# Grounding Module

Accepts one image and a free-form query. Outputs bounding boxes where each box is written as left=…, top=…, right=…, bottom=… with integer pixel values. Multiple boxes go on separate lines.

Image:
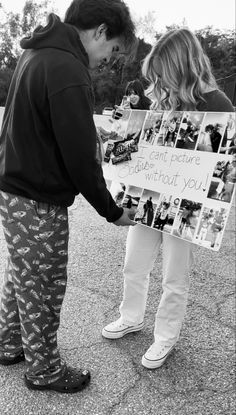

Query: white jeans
left=119, top=225, right=194, bottom=346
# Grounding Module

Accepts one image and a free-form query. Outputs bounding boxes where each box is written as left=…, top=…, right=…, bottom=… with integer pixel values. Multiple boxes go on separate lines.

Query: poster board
left=98, top=109, right=236, bottom=251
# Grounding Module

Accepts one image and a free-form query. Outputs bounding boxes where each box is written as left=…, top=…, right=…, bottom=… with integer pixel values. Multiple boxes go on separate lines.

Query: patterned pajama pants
left=0, top=191, right=69, bottom=385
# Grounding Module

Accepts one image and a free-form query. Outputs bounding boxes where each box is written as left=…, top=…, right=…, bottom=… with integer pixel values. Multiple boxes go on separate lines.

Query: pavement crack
left=193, top=302, right=235, bottom=330
left=106, top=373, right=142, bottom=415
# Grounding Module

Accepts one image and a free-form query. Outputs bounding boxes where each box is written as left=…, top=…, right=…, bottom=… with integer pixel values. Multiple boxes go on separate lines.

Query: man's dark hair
left=64, top=0, right=136, bottom=50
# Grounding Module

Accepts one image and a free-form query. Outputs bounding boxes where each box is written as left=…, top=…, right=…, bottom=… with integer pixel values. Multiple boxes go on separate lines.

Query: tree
left=134, top=11, right=158, bottom=44
left=196, top=27, right=236, bottom=79
left=0, top=0, right=52, bottom=104
left=0, top=0, right=52, bottom=69
left=0, top=67, right=13, bottom=106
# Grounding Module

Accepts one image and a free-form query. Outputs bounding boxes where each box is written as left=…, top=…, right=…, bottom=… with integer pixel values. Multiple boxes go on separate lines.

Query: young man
left=0, top=0, right=136, bottom=393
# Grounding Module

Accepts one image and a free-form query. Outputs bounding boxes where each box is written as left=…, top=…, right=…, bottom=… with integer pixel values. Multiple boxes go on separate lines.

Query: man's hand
left=113, top=208, right=136, bottom=226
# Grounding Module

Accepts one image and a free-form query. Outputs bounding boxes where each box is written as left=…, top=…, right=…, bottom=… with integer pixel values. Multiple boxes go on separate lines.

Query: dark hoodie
left=0, top=14, right=123, bottom=222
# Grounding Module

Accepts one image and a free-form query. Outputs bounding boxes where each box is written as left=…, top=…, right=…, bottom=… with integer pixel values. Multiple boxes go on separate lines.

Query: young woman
left=125, top=79, right=152, bottom=110
left=102, top=28, right=234, bottom=369
left=113, top=79, right=151, bottom=119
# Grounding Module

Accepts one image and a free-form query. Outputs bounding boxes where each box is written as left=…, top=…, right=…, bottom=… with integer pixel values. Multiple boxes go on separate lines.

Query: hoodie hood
left=20, top=13, right=89, bottom=66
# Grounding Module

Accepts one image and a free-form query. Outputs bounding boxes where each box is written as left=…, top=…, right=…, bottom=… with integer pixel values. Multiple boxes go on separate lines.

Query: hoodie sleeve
left=49, top=84, right=123, bottom=222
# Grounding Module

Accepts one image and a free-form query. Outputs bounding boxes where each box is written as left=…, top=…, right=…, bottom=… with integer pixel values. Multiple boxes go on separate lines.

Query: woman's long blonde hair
left=142, top=28, right=218, bottom=111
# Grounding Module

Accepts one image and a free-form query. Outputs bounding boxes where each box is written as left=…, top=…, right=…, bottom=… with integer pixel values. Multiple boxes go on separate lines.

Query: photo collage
left=102, top=110, right=236, bottom=162
left=106, top=179, right=232, bottom=251
left=102, top=110, right=236, bottom=251
left=139, top=110, right=235, bottom=154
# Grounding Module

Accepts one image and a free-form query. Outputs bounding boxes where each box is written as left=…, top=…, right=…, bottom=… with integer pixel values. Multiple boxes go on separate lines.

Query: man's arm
left=49, top=85, right=134, bottom=225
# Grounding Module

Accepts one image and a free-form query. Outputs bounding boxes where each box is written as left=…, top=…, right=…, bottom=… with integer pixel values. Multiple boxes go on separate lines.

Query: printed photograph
left=207, top=155, right=236, bottom=203
left=155, top=111, right=183, bottom=147
left=219, top=113, right=236, bottom=154
left=97, top=110, right=132, bottom=148
left=134, top=189, right=160, bottom=226
left=103, top=110, right=147, bottom=164
left=122, top=185, right=143, bottom=220
left=152, top=195, right=181, bottom=233
left=125, top=110, right=148, bottom=143
left=109, top=181, right=126, bottom=206
left=172, top=199, right=202, bottom=242
left=175, top=112, right=205, bottom=150
left=196, top=112, right=229, bottom=153
left=109, top=109, right=132, bottom=141
left=140, top=111, right=165, bottom=146
left=195, top=206, right=228, bottom=250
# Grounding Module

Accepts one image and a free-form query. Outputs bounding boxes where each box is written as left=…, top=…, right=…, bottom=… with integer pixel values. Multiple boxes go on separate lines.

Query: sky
left=1, top=0, right=235, bottom=37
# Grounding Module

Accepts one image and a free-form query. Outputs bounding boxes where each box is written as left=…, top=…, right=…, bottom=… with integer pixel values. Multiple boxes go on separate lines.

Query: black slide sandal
left=24, top=366, right=91, bottom=393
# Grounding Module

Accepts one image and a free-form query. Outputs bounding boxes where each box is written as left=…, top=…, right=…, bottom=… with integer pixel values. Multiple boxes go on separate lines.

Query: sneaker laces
left=148, top=343, right=171, bottom=357
left=110, top=320, right=129, bottom=329
left=117, top=322, right=130, bottom=329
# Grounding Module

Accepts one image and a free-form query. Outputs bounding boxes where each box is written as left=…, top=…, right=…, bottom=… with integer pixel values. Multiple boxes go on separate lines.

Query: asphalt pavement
left=0, top=194, right=235, bottom=415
